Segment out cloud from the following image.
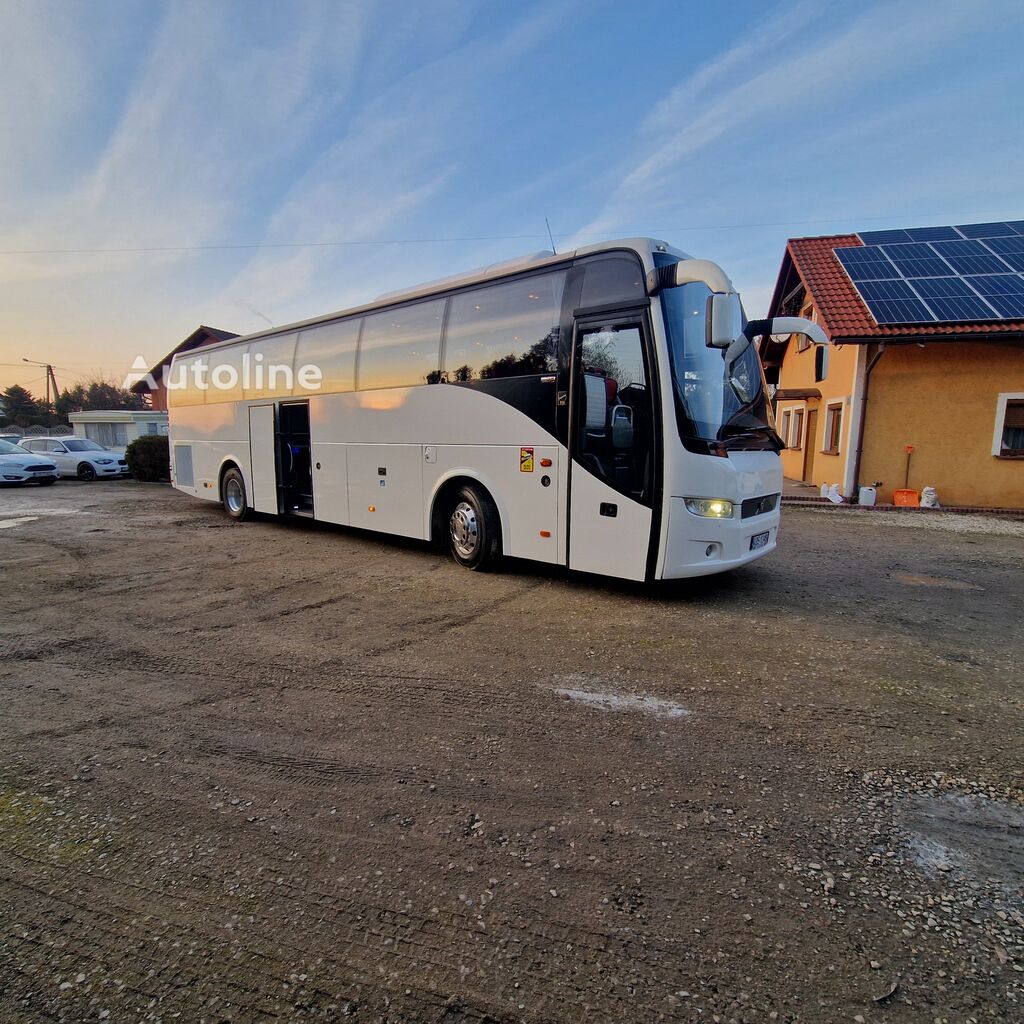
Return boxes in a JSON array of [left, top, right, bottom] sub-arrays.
[[217, 0, 577, 327], [0, 1, 372, 285], [568, 0, 994, 245]]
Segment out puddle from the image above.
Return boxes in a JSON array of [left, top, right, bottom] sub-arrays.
[[898, 792, 1024, 888], [0, 516, 39, 530], [552, 685, 690, 719], [894, 572, 982, 591]]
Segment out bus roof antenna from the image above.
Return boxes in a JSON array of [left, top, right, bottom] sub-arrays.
[[545, 218, 556, 255]]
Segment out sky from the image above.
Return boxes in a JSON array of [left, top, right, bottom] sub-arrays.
[[1, 0, 1023, 395]]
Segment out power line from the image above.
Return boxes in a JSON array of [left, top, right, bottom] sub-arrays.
[[0, 210, 1017, 256]]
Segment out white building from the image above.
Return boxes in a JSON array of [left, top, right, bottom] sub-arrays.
[[68, 409, 168, 450]]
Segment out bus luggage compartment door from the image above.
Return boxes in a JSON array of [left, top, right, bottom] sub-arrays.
[[248, 404, 279, 514]]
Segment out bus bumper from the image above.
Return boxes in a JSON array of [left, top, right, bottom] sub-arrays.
[[659, 498, 781, 579]]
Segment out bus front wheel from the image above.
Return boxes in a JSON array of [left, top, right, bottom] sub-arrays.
[[222, 467, 250, 521], [449, 484, 501, 571]]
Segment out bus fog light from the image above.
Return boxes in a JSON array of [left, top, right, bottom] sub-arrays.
[[705, 544, 719, 558], [684, 497, 734, 518]]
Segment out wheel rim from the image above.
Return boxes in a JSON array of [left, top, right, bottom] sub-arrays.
[[225, 477, 244, 514], [450, 500, 479, 558], [79, 466, 95, 481]]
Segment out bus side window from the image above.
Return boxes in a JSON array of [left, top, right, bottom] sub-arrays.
[[444, 271, 565, 382], [295, 318, 361, 396], [358, 299, 445, 390], [578, 255, 646, 311]]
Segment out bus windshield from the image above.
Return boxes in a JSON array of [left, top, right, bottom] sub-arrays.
[[661, 281, 779, 450]]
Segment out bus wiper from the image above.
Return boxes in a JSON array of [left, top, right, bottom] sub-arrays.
[[718, 428, 784, 451]]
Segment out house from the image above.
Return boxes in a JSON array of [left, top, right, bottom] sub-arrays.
[[130, 325, 239, 411], [759, 221, 1024, 508], [68, 409, 169, 451]]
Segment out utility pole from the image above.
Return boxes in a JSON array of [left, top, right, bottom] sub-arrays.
[[22, 358, 60, 405]]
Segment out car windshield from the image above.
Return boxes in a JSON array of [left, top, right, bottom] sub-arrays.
[[0, 440, 30, 455], [660, 278, 778, 450], [63, 439, 106, 452]]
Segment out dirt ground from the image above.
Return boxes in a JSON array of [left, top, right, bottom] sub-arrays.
[[1, 481, 1022, 1024]]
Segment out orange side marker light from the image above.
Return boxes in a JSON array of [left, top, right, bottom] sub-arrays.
[[540, 458, 552, 467], [539, 530, 551, 538]]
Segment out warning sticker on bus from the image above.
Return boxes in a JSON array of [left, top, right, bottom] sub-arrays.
[[520, 447, 534, 473]]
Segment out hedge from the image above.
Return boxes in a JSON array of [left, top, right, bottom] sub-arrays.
[[125, 434, 171, 482]]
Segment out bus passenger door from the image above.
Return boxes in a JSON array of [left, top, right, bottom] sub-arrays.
[[248, 404, 279, 514], [567, 315, 656, 581]]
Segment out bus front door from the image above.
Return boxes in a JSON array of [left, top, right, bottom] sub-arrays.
[[567, 315, 656, 581], [248, 404, 279, 514]]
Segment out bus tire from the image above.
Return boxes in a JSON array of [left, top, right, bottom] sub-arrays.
[[448, 484, 501, 571], [221, 466, 250, 521]]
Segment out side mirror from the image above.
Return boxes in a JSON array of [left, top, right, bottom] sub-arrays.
[[707, 292, 744, 349]]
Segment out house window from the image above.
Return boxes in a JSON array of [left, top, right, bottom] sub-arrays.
[[824, 403, 843, 454], [780, 410, 792, 447], [998, 397, 1024, 456], [791, 408, 804, 449]]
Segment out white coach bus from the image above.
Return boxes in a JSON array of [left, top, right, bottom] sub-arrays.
[[168, 238, 824, 581]]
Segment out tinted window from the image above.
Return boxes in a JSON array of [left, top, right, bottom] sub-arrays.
[[576, 322, 654, 504], [294, 318, 360, 395], [578, 254, 646, 310], [358, 299, 444, 390], [169, 354, 207, 407], [444, 271, 565, 381], [206, 344, 248, 404], [244, 333, 297, 400]]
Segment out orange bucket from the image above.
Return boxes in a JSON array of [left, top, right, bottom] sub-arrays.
[[893, 488, 919, 507]]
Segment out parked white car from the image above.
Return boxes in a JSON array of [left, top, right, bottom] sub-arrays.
[[19, 437, 130, 481], [0, 439, 59, 485]]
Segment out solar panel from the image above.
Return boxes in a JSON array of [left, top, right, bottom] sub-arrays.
[[855, 279, 920, 301], [943, 253, 1012, 275], [858, 229, 913, 245], [931, 238, 989, 257], [862, 298, 934, 323], [908, 277, 997, 320], [833, 246, 900, 281], [880, 242, 954, 279], [833, 220, 1024, 325], [993, 252, 1024, 273], [965, 274, 1024, 318], [905, 225, 961, 242], [956, 222, 1016, 238], [983, 235, 1024, 255]]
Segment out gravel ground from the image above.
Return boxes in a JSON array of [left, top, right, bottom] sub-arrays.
[[1, 481, 1021, 1023]]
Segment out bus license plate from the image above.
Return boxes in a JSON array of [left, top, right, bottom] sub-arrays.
[[749, 531, 770, 551]]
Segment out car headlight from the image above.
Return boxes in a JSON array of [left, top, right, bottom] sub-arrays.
[[95, 459, 114, 465], [684, 497, 734, 519]]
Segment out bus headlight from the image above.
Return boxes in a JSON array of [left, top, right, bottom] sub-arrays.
[[684, 497, 734, 519]]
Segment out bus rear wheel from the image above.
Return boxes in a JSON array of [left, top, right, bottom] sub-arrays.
[[448, 484, 501, 571], [222, 467, 250, 521]]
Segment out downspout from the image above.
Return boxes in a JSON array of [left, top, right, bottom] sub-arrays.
[[851, 341, 886, 501]]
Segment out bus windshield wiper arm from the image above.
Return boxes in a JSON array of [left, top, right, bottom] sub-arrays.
[[718, 429, 784, 451]]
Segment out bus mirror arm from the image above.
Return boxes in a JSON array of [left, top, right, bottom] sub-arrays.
[[647, 258, 735, 296], [744, 317, 829, 347]]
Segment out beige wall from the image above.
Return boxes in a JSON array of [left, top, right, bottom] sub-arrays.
[[860, 343, 1024, 508], [774, 331, 860, 489]]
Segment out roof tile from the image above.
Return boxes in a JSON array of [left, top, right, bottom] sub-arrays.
[[786, 234, 1024, 340]]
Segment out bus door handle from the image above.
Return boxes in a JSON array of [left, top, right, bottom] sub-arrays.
[[600, 502, 617, 518]]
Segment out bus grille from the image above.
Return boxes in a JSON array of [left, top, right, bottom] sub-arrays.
[[741, 493, 779, 519]]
